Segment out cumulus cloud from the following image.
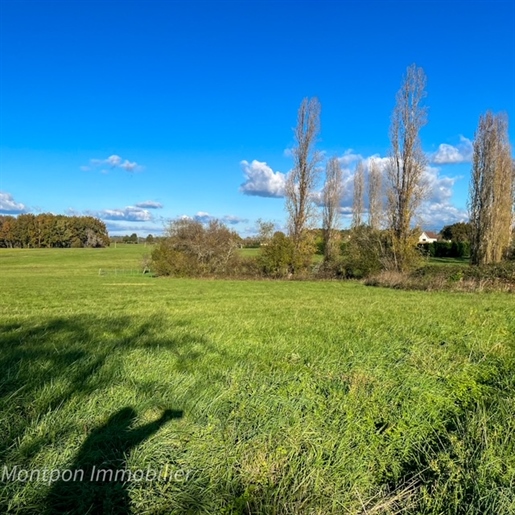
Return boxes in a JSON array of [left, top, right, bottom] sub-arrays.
[[222, 214, 249, 225], [193, 211, 212, 224], [417, 202, 468, 229], [0, 192, 27, 214], [240, 160, 287, 198], [337, 150, 362, 168], [431, 136, 473, 164], [324, 151, 465, 229], [135, 200, 163, 209], [423, 166, 458, 204], [120, 159, 138, 172], [106, 155, 122, 167], [190, 211, 248, 225], [82, 154, 143, 173], [240, 147, 467, 230], [88, 206, 153, 222]]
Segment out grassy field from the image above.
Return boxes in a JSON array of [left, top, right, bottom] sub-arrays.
[[1, 246, 515, 514]]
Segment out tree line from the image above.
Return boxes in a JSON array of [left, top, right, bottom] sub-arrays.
[[153, 63, 514, 279], [0, 214, 110, 248]]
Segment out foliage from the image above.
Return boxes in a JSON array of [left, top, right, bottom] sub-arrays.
[[440, 222, 472, 243], [0, 213, 109, 248], [366, 261, 515, 292], [341, 227, 423, 278], [419, 241, 470, 259], [123, 233, 139, 244], [258, 231, 294, 278], [341, 225, 388, 278], [151, 218, 240, 277]]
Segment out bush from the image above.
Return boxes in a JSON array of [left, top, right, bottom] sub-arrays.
[[70, 237, 83, 248], [259, 232, 294, 278], [366, 261, 515, 292], [151, 218, 240, 277], [341, 226, 389, 279]]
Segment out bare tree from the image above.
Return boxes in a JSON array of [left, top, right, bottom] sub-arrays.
[[285, 97, 322, 271], [322, 157, 343, 263], [352, 161, 365, 228], [368, 159, 383, 230], [386, 64, 428, 270], [469, 111, 514, 265]]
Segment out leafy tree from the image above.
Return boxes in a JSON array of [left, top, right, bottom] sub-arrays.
[[440, 222, 472, 243], [0, 214, 109, 248]]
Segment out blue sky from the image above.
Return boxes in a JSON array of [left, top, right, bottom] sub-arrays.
[[1, 0, 514, 236]]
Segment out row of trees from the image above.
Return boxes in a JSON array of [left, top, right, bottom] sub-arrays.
[[281, 64, 430, 275], [283, 64, 514, 275], [0, 214, 110, 248], [152, 64, 513, 279]]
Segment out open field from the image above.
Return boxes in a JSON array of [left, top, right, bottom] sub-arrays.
[[1, 247, 515, 514]]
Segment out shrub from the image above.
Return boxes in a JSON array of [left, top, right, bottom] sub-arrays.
[[341, 226, 390, 278], [259, 232, 294, 278], [151, 218, 240, 277], [70, 237, 83, 248]]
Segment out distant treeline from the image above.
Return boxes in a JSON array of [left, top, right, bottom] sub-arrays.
[[0, 214, 110, 248]]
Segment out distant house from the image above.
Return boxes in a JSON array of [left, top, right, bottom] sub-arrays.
[[418, 231, 438, 244]]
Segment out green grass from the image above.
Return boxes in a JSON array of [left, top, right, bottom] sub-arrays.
[[239, 247, 261, 257], [1, 247, 515, 513], [427, 256, 471, 266]]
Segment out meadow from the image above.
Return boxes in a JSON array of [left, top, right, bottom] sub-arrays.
[[1, 246, 514, 514]]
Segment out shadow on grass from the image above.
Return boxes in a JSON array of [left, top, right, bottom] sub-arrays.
[[0, 315, 220, 461], [45, 406, 183, 514]]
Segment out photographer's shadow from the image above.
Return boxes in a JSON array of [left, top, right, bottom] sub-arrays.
[[46, 407, 182, 514]]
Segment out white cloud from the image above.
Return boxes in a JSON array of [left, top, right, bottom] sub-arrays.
[[193, 211, 212, 223], [106, 155, 122, 167], [423, 165, 458, 204], [82, 154, 143, 173], [431, 136, 473, 164], [191, 211, 248, 225], [120, 159, 138, 172], [337, 150, 362, 168], [90, 206, 153, 222], [0, 192, 27, 214], [417, 165, 467, 228], [239, 147, 467, 230], [240, 160, 287, 198], [135, 200, 163, 209], [322, 151, 466, 229], [417, 202, 468, 229], [222, 214, 249, 225]]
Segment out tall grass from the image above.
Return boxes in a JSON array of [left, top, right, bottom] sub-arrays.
[[1, 248, 514, 513]]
